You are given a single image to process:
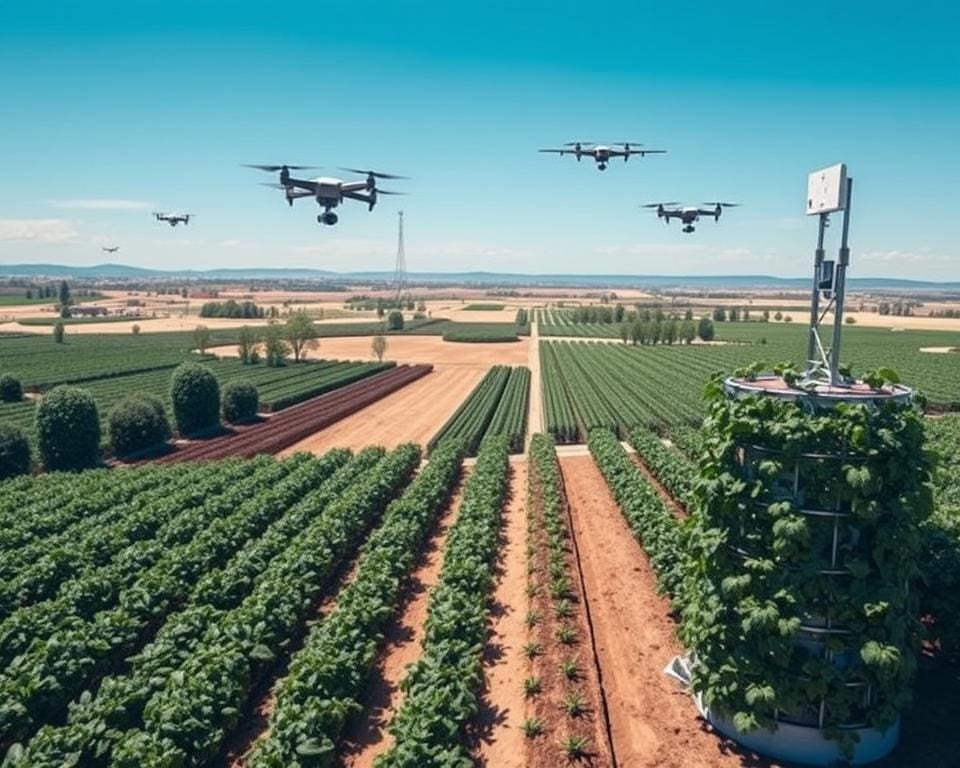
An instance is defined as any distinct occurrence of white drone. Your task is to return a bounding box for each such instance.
[539,141,666,171]
[154,212,193,227]
[642,201,740,233]
[246,164,407,225]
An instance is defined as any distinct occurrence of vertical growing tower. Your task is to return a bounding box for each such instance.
[681,167,933,766]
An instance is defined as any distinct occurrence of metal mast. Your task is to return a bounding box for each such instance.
[392,210,407,303]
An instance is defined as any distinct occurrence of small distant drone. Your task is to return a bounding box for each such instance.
[154,212,192,227]
[642,201,740,233]
[539,141,666,171]
[245,164,407,225]
[101,246,119,253]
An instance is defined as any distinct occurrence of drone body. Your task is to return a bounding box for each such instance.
[642,201,740,233]
[154,212,192,227]
[246,164,406,225]
[539,141,665,171]
[101,246,119,254]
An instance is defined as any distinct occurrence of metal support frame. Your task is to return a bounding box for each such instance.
[804,177,854,387]
[392,210,407,303]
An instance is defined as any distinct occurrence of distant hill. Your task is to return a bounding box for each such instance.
[1,263,959,291]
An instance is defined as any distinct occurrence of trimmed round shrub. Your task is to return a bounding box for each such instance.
[221,382,259,424]
[108,393,172,457]
[35,386,101,471]
[170,362,221,435]
[386,310,404,331]
[0,374,23,403]
[0,423,32,479]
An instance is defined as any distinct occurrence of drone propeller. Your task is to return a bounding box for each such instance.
[641,202,680,208]
[339,168,409,180]
[243,164,318,173]
[374,189,407,196]
[563,141,595,146]
[703,202,740,207]
[613,141,645,146]
[258,182,288,189]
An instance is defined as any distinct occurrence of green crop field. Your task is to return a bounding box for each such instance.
[15,315,159,326]
[463,303,505,311]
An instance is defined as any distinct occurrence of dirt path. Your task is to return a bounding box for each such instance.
[560,455,760,768]
[279,366,484,455]
[339,472,470,767]
[527,322,543,441]
[471,462,529,768]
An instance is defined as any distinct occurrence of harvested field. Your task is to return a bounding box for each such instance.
[280,366,485,455]
[151,364,431,462]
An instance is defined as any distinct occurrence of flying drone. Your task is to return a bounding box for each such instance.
[641,201,740,233]
[245,164,407,225]
[154,212,193,227]
[101,246,119,254]
[538,141,666,171]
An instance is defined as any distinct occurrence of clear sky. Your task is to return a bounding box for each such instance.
[1,1,958,279]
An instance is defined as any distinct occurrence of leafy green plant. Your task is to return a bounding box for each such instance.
[521,717,544,739]
[523,642,543,659]
[555,624,577,645]
[560,658,579,681]
[523,676,542,698]
[525,610,541,628]
[560,734,590,760]
[562,691,587,718]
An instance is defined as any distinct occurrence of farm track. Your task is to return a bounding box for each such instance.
[471,462,528,768]
[153,365,432,462]
[339,471,469,767]
[559,455,763,768]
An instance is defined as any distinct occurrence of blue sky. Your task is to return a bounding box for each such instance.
[1,1,958,279]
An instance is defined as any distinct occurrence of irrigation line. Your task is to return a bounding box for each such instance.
[561,463,619,768]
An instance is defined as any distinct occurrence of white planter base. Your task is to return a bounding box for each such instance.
[665,656,900,766]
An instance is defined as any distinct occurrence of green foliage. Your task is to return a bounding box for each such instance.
[285,310,319,362]
[681,387,934,745]
[386,310,404,331]
[169,362,220,436]
[442,327,519,342]
[373,436,510,767]
[107,393,171,457]
[34,385,101,471]
[221,381,259,423]
[430,366,529,455]
[52,322,64,343]
[0,374,23,403]
[247,442,458,766]
[0,423,31,479]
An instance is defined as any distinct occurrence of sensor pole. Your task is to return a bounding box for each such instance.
[828,177,853,385]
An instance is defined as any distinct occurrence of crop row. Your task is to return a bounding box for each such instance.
[375,435,511,766]
[155,364,432,462]
[248,439,467,765]
[429,365,529,455]
[0,453,333,745]
[628,427,696,509]
[105,444,421,765]
[588,428,686,599]
[5,448,390,766]
[524,433,602,760]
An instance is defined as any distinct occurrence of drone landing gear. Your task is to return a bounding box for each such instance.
[318,212,339,226]
[682,225,695,234]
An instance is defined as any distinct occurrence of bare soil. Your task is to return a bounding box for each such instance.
[340,471,470,767]
[279,366,485,455]
[470,463,529,768]
[559,455,771,768]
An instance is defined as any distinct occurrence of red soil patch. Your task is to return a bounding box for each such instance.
[559,455,771,768]
[469,463,530,768]
[339,471,469,767]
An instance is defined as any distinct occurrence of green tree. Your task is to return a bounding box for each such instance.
[387,310,404,331]
[697,317,715,341]
[108,393,171,457]
[264,323,289,367]
[193,324,211,354]
[680,319,696,344]
[0,374,23,403]
[712,307,727,322]
[58,280,72,318]
[170,363,220,435]
[53,321,65,343]
[0,424,31,479]
[35,386,100,470]
[238,325,260,364]
[372,334,387,362]
[285,310,319,362]
[221,382,259,423]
